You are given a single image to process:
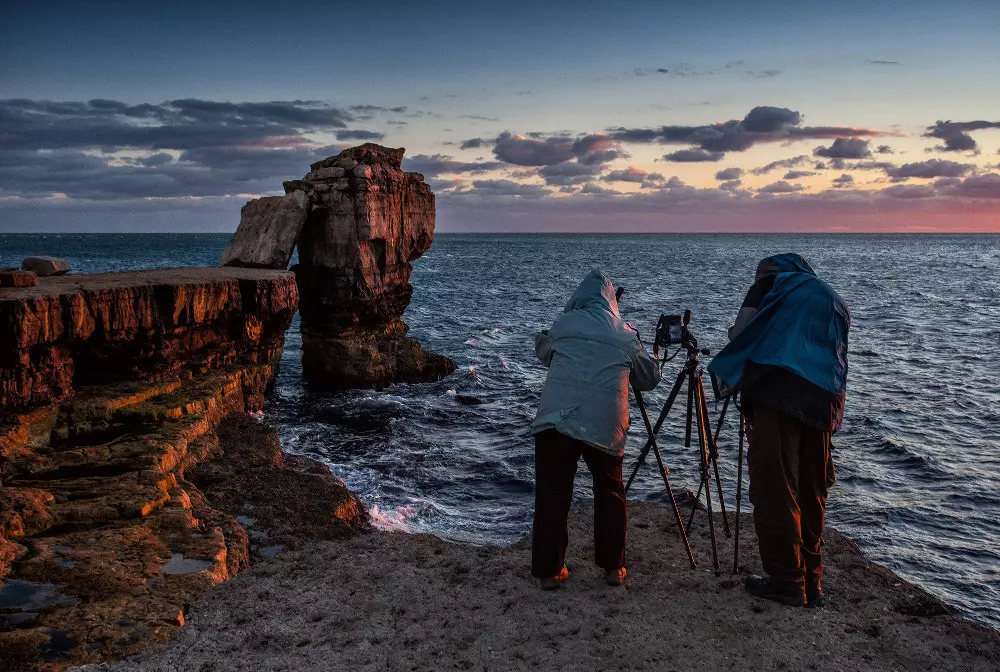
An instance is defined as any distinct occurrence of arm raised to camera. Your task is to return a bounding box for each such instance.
[535,330,554,366]
[629,340,661,391]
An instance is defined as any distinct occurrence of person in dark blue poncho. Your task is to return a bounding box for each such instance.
[708,253,850,608]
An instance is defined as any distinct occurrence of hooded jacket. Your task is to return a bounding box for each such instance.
[708,253,851,431]
[531,269,661,456]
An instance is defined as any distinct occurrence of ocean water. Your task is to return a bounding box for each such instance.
[2,232,998,628]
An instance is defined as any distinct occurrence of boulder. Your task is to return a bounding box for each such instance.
[21,256,70,277]
[220,189,310,269]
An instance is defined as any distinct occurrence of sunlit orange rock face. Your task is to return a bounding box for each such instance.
[0,267,298,410]
[0,268,368,670]
[221,143,454,389]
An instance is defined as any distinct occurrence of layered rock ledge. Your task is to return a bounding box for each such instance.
[0,269,368,671]
[0,268,298,410]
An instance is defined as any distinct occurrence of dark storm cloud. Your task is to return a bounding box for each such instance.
[491,132,627,167]
[336,129,386,141]
[401,154,503,176]
[813,138,871,159]
[885,159,975,179]
[715,167,744,180]
[606,106,885,159]
[923,120,1000,152]
[664,149,725,162]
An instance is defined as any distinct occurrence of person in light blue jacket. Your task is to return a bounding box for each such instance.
[530,269,661,589]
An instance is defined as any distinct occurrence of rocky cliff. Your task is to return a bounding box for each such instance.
[221,143,454,389]
[0,269,368,670]
[0,267,298,411]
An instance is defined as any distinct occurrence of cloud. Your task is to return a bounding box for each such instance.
[580,183,620,196]
[783,170,816,179]
[869,60,902,66]
[336,129,385,141]
[719,179,742,191]
[883,184,936,199]
[832,174,854,188]
[943,173,1000,198]
[607,106,887,159]
[885,159,975,179]
[459,137,487,150]
[924,120,1000,152]
[467,179,550,199]
[876,145,894,154]
[538,161,603,186]
[491,131,627,166]
[813,138,871,159]
[715,167,744,180]
[604,166,652,183]
[401,154,503,176]
[760,180,805,194]
[664,149,725,162]
[750,155,810,175]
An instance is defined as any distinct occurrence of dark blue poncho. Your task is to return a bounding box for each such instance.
[708,254,851,398]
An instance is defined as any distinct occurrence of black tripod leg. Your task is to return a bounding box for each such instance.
[699,378,731,537]
[634,389,697,569]
[733,404,745,574]
[694,381,721,574]
[625,369,687,494]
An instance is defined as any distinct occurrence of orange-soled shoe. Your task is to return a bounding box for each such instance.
[605,567,627,586]
[540,566,569,590]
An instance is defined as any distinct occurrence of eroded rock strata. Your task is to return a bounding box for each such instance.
[0,268,298,410]
[0,269,368,671]
[221,143,455,389]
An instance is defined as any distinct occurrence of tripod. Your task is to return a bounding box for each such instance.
[625,331,731,575]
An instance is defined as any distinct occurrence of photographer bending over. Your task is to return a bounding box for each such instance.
[709,254,850,608]
[531,269,660,589]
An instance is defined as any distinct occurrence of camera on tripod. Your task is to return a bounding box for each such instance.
[654,310,691,347]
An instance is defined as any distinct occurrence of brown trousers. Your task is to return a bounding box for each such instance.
[531,429,626,578]
[746,403,835,597]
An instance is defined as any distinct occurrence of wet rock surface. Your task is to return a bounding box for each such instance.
[80,501,1000,672]
[0,267,298,410]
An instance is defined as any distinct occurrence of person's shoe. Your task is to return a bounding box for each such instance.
[605,567,627,586]
[744,574,805,607]
[540,566,569,590]
[806,583,824,608]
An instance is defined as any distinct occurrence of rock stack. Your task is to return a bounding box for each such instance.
[222,144,454,389]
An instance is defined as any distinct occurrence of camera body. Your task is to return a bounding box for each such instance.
[654,309,693,349]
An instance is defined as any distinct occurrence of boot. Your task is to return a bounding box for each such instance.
[744,574,804,607]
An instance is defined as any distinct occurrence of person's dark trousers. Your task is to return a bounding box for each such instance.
[531,428,627,579]
[745,403,834,599]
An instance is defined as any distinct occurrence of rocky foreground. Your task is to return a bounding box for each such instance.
[74,501,1000,672]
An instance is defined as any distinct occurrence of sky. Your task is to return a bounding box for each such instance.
[1,0,999,232]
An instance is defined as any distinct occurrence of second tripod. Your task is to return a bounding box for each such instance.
[625,312,731,574]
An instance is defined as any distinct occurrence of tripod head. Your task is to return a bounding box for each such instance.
[654,310,710,361]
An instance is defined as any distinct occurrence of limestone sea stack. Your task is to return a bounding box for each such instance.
[221,143,455,389]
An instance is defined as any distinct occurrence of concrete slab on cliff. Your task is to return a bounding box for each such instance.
[82,501,1000,672]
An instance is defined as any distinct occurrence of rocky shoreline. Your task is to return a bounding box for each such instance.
[74,502,1000,672]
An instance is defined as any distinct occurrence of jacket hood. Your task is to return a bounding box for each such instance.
[755,253,815,280]
[564,269,619,316]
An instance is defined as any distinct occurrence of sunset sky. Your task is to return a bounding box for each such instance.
[2,1,999,232]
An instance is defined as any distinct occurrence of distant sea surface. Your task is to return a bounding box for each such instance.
[3,232,998,628]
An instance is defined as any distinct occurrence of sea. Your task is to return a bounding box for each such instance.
[2,232,998,629]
